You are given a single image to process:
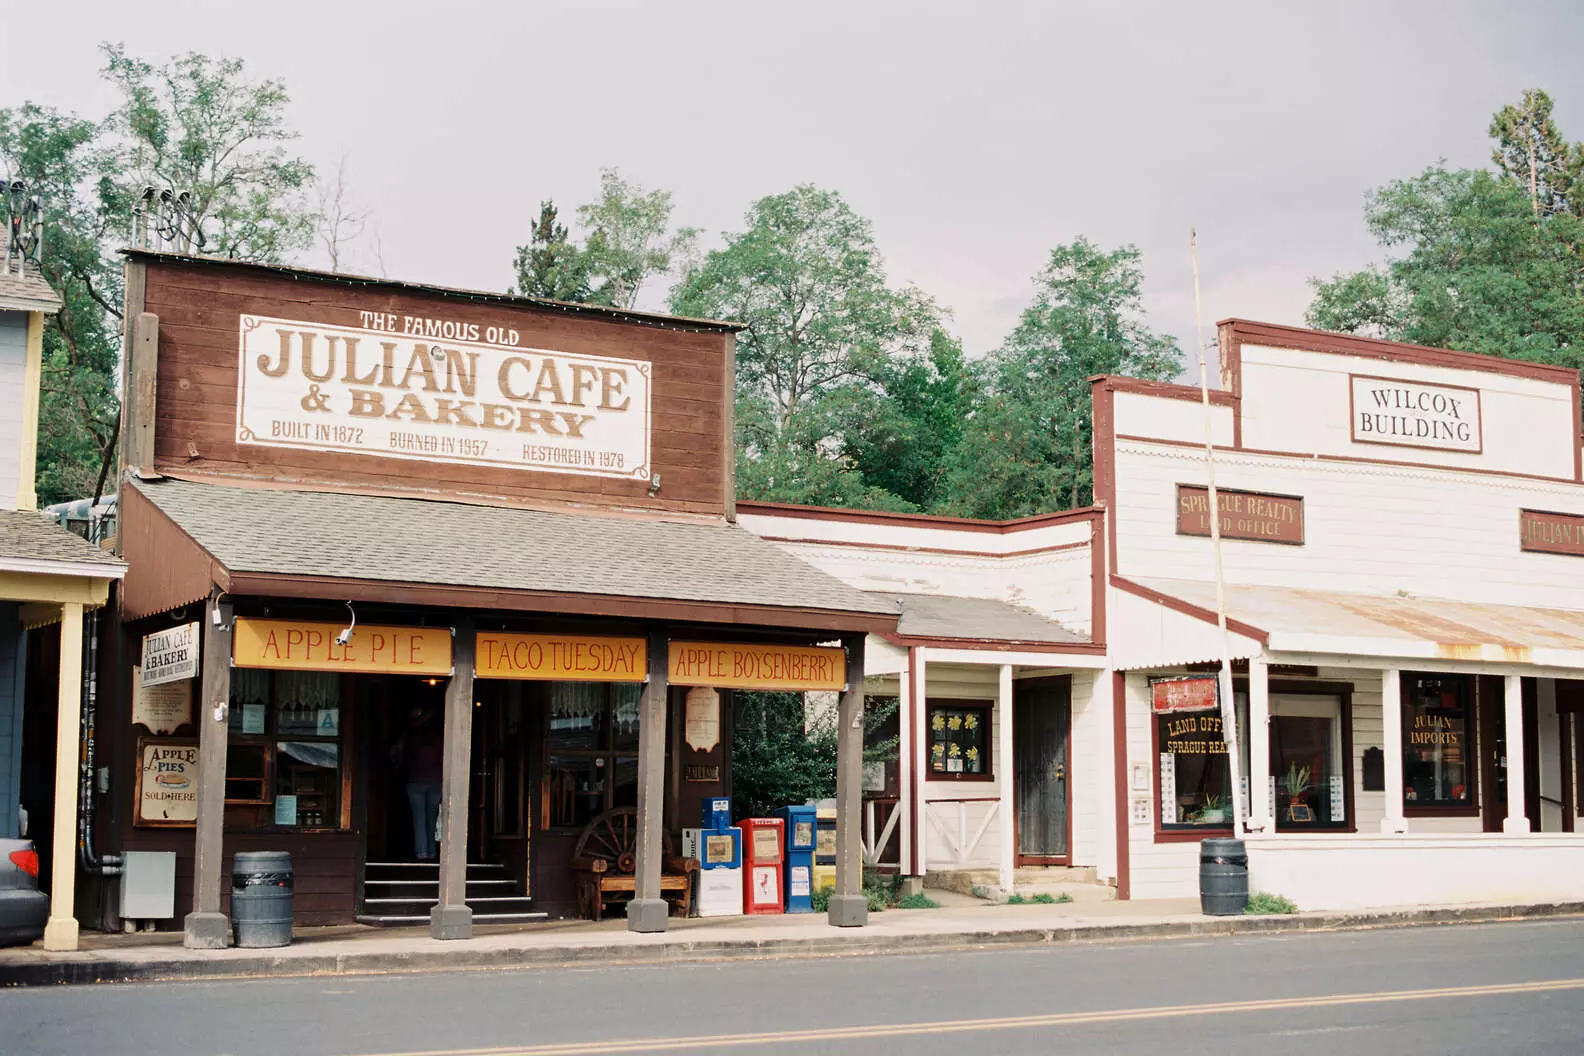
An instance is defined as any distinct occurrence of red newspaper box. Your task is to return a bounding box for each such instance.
[739,817,785,914]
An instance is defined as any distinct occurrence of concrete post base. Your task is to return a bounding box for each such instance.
[41,917,79,952]
[183,911,232,949]
[626,898,670,933]
[827,893,868,928]
[1503,817,1532,834]
[898,876,925,897]
[429,903,473,940]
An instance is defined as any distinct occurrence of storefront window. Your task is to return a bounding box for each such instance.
[927,701,990,778]
[1158,708,1234,828]
[1402,673,1473,810]
[1270,694,1347,829]
[544,682,640,830]
[225,668,344,827]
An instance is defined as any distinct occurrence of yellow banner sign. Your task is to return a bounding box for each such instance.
[668,642,845,691]
[476,633,646,682]
[232,618,453,675]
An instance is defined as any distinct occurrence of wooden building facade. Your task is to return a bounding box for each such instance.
[100,252,895,942]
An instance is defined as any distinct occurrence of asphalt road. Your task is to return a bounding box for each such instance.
[3,918,1582,1055]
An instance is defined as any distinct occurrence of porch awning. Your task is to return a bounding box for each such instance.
[121,477,900,633]
[1122,575,1584,670]
[0,509,125,581]
[877,591,1094,651]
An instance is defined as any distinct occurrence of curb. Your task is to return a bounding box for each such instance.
[4,901,1581,988]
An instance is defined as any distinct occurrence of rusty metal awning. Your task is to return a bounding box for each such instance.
[1126,576,1584,669]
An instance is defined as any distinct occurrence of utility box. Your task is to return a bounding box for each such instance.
[119,850,177,921]
[775,804,817,912]
[740,817,785,914]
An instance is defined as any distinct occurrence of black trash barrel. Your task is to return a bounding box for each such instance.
[1199,838,1248,916]
[231,851,294,948]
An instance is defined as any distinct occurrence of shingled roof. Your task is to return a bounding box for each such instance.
[0,271,62,312]
[0,509,124,575]
[879,591,1088,645]
[129,478,898,625]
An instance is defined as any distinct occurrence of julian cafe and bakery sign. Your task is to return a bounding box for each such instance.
[235,313,654,479]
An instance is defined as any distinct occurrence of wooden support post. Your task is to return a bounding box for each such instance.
[628,629,670,932]
[1247,656,1271,833]
[41,602,83,951]
[184,594,233,949]
[996,664,1015,892]
[431,620,476,939]
[1504,674,1530,833]
[1380,668,1408,834]
[829,633,867,927]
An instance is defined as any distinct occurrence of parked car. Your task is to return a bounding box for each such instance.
[0,838,49,946]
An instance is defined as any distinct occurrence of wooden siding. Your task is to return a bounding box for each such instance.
[121,826,361,928]
[0,605,21,839]
[118,482,222,621]
[0,311,25,509]
[139,260,730,516]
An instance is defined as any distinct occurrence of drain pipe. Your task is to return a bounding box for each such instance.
[78,606,120,877]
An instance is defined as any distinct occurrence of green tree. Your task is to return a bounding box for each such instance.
[671,185,938,509]
[511,200,591,301]
[4,45,322,504]
[835,328,973,510]
[576,168,695,309]
[1489,88,1584,218]
[102,43,315,261]
[1307,167,1584,366]
[940,238,1182,519]
[0,105,123,504]
[1309,90,1584,370]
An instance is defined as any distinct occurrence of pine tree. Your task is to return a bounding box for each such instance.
[510,200,590,302]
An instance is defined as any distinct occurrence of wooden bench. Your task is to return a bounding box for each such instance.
[568,807,699,921]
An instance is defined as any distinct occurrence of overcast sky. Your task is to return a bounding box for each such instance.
[4,1,1583,364]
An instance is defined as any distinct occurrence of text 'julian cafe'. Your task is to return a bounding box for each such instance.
[102,252,897,946]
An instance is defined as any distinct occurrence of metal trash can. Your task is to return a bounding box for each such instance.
[231,851,294,948]
[1199,838,1248,916]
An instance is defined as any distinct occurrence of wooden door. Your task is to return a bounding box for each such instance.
[1014,678,1071,863]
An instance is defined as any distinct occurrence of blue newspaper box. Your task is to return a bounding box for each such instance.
[704,797,732,833]
[775,804,818,912]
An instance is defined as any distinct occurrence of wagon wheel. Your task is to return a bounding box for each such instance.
[573,806,674,876]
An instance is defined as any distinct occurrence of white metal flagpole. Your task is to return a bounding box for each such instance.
[1190,229,1247,836]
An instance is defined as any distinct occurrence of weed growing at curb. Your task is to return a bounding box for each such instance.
[896,893,940,910]
[1028,892,1074,904]
[1245,891,1299,915]
[1006,893,1028,904]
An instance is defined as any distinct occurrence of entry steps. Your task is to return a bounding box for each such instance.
[357,860,547,926]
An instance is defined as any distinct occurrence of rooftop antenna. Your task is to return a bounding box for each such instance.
[1190,227,1248,838]
[3,178,43,278]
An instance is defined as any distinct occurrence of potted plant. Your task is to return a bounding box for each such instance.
[1197,792,1226,824]
[1284,763,1313,822]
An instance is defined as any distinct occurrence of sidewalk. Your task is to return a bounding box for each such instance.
[3,894,1579,987]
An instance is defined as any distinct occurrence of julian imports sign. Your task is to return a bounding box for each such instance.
[1350,375,1482,453]
[236,314,653,480]
[1520,509,1584,557]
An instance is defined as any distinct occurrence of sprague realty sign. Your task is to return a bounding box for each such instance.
[235,314,654,480]
[1350,374,1482,453]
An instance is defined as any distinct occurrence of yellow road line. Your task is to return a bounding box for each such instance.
[354,976,1584,1056]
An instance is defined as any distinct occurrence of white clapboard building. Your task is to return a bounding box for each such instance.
[743,319,1584,910]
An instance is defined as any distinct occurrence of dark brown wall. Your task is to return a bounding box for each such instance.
[138,258,731,516]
